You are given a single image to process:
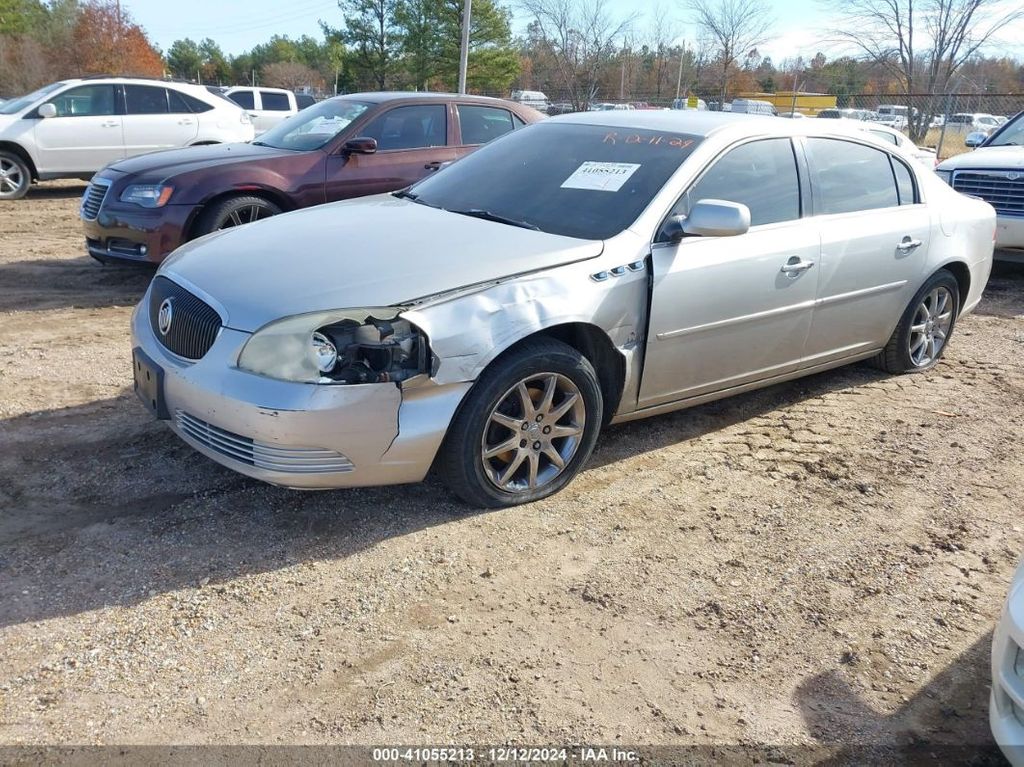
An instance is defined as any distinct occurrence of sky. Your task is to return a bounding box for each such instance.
[129,0,1022,66]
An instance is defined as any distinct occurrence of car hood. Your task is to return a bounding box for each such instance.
[106,142,297,178]
[160,195,604,332]
[938,145,1024,170]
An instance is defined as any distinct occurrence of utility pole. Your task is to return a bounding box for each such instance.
[457,0,472,94]
[675,41,685,100]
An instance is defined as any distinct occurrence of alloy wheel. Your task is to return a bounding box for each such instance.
[218,203,275,228]
[480,373,586,493]
[0,157,26,198]
[908,286,954,367]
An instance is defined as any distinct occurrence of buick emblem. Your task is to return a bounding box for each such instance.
[158,298,174,336]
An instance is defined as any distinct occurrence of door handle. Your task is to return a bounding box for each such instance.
[424,161,444,171]
[101,120,119,128]
[896,236,922,253]
[780,257,815,276]
[178,119,194,126]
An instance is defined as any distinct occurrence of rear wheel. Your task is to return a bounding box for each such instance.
[440,338,603,508]
[195,195,281,235]
[872,269,960,373]
[0,151,31,200]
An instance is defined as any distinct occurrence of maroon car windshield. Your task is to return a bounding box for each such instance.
[254,99,372,151]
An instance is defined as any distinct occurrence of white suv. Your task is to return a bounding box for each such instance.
[223,86,299,135]
[0,77,255,200]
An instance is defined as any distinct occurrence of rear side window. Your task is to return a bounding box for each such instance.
[125,85,168,114]
[228,91,255,110]
[260,91,291,111]
[362,104,447,150]
[181,93,214,113]
[676,138,801,226]
[167,89,191,114]
[806,138,899,214]
[458,104,514,145]
[891,157,917,205]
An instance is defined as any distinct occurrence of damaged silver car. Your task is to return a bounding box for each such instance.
[132,111,995,507]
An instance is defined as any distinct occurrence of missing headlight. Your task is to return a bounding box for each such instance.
[315,316,428,384]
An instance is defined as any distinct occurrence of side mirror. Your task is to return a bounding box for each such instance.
[38,103,57,119]
[964,131,986,148]
[343,137,377,154]
[662,199,751,242]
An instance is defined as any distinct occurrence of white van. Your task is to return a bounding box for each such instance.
[510,90,549,112]
[223,86,299,135]
[730,98,777,116]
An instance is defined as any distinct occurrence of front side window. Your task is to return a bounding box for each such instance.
[260,91,291,111]
[806,138,899,214]
[254,98,371,151]
[668,138,801,228]
[48,85,116,117]
[458,105,514,145]
[408,122,703,240]
[125,85,168,115]
[362,104,447,150]
[228,90,255,110]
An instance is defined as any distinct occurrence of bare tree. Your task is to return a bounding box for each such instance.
[519,0,636,110]
[262,61,324,91]
[826,0,1024,140]
[687,0,773,106]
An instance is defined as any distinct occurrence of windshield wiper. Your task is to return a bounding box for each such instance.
[392,189,418,200]
[251,140,268,146]
[447,208,540,231]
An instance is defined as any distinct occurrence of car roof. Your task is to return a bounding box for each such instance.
[340,91,518,105]
[551,109,782,137]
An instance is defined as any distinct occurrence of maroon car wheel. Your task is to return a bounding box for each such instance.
[196,195,282,235]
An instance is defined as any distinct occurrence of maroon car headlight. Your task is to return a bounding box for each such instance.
[120,184,174,208]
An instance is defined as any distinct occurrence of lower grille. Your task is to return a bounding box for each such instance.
[148,276,222,360]
[175,411,354,474]
[81,179,109,220]
[952,170,1024,217]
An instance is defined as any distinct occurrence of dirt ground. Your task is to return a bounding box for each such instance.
[1,181,1023,762]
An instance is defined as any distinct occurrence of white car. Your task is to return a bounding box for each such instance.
[992,558,1024,765]
[223,86,299,135]
[946,112,1000,133]
[0,77,255,200]
[935,110,1024,260]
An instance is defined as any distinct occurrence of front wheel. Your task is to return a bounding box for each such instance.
[873,269,960,373]
[195,195,281,235]
[0,151,31,200]
[440,338,603,508]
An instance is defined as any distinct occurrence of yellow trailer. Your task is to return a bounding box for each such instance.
[737,92,837,116]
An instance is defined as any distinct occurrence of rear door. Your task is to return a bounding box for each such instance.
[254,90,293,133]
[122,85,200,156]
[639,137,821,408]
[324,102,456,201]
[800,137,930,366]
[32,84,123,174]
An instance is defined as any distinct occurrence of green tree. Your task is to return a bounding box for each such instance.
[323,0,402,90]
[199,38,231,84]
[166,38,203,80]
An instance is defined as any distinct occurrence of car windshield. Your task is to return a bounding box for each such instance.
[254,99,371,151]
[0,81,66,115]
[407,122,703,240]
[985,113,1024,146]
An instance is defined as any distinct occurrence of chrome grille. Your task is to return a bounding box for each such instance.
[148,276,222,360]
[175,411,354,474]
[952,170,1024,217]
[80,179,109,220]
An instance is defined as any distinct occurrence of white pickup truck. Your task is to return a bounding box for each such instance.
[223,87,312,135]
[935,110,1024,261]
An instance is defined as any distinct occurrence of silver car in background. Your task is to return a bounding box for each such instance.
[131,111,995,507]
[993,558,1024,765]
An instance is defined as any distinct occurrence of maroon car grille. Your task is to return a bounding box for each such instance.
[148,277,222,360]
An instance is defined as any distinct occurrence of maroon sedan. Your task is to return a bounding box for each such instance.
[81,92,543,264]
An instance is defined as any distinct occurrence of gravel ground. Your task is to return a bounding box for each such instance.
[0,182,1022,761]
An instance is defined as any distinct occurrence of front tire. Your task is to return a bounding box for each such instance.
[873,269,960,373]
[440,338,603,508]
[0,151,31,200]
[195,195,281,235]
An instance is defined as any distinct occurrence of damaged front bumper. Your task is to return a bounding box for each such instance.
[130,300,470,490]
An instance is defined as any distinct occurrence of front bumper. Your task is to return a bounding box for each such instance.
[995,215,1024,254]
[991,579,1024,766]
[130,290,470,490]
[83,202,196,265]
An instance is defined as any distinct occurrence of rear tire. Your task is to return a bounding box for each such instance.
[440,338,603,508]
[0,151,31,200]
[872,269,960,373]
[194,195,281,235]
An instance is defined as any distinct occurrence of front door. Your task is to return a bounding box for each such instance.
[33,84,123,174]
[325,102,457,201]
[639,137,820,408]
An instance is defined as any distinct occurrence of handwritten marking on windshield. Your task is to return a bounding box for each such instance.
[603,132,694,149]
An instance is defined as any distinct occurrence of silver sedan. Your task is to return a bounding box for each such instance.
[131,111,995,507]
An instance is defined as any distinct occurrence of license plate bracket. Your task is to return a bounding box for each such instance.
[132,347,169,420]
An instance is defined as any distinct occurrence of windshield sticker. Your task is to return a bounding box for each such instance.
[561,161,642,192]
